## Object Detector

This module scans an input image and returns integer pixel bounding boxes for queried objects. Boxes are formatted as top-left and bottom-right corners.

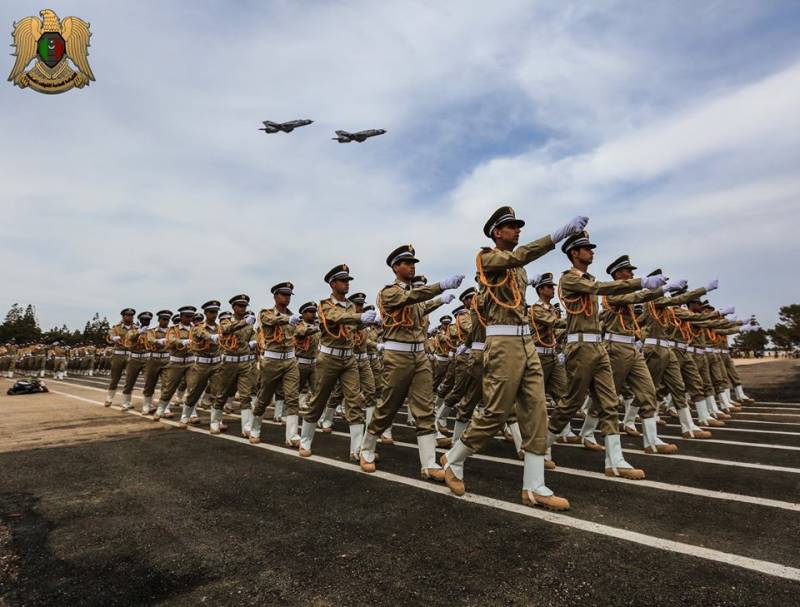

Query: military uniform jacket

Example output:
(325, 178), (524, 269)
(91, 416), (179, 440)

(108, 323), (133, 351)
(219, 317), (256, 356)
(378, 279), (444, 344)
(476, 234), (554, 326)
(258, 307), (295, 354)
(124, 325), (149, 353)
(558, 268), (643, 335)
(317, 297), (362, 349)
(166, 324), (193, 356)
(603, 288), (664, 337)
(294, 322), (320, 359)
(641, 287), (707, 340)
(191, 322), (221, 357)
(146, 326), (169, 353)
(433, 326), (456, 355)
(530, 299), (560, 348)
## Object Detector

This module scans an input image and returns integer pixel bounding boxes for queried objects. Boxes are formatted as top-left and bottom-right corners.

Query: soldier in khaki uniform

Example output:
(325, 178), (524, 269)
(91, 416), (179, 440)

(545, 232), (667, 480)
(120, 311), (152, 410)
(50, 341), (68, 379)
(300, 264), (376, 459)
(154, 306), (197, 420)
(142, 310), (172, 415)
(251, 282), (305, 447)
(6, 339), (18, 378)
(359, 245), (462, 479)
(213, 295), (258, 435)
(441, 208), (583, 511)
(431, 315), (455, 397)
(180, 301), (223, 428)
(596, 256), (685, 454)
(294, 302), (320, 412)
(104, 308), (135, 406)
(437, 298), (475, 445)
(343, 292), (378, 430)
(453, 284), (487, 443)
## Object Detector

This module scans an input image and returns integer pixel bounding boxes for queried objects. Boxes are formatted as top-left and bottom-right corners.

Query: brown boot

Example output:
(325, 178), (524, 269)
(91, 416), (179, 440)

(299, 447), (312, 457)
(682, 429), (712, 439)
(557, 435), (582, 444)
(516, 450), (524, 461)
(359, 452), (376, 473)
(380, 436), (394, 445)
(421, 468), (445, 482)
(699, 418), (725, 427)
(521, 490), (570, 511)
(605, 467), (646, 480)
(544, 459), (556, 470)
(644, 443), (678, 454)
(582, 439), (605, 452)
(286, 438), (301, 449)
(621, 425), (641, 437)
(440, 454), (465, 496)
(436, 436), (453, 448)
(249, 436), (261, 444)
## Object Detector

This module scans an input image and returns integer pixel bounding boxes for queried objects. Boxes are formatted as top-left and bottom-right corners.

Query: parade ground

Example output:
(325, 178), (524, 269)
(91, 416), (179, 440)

(1, 359), (799, 606)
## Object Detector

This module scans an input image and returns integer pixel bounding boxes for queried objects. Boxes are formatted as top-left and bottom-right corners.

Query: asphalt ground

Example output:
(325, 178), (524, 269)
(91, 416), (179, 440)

(1, 359), (799, 606)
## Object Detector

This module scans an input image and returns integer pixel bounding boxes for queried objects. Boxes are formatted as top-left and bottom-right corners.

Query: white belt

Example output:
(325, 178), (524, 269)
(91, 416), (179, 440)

(355, 353), (370, 361)
(53, 356), (67, 360)
(675, 342), (687, 350)
(536, 347), (556, 355)
(605, 333), (636, 345)
(297, 356), (316, 365)
(368, 353), (379, 360)
(150, 352), (169, 359)
(690, 347), (705, 354)
(113, 349), (129, 356)
(448, 352), (455, 359)
(383, 340), (426, 353)
(223, 354), (254, 362)
(169, 355), (195, 363)
(644, 338), (674, 348)
(319, 345), (353, 358)
(486, 325), (531, 337)
(566, 333), (601, 343)
(471, 342), (485, 351)
(195, 355), (222, 364)
(705, 347), (715, 353)
(261, 350), (295, 360)
(129, 352), (150, 359)
(434, 354), (450, 363)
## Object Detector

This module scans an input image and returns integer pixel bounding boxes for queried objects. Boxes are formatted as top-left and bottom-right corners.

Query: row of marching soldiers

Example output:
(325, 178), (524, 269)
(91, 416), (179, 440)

(87, 206), (757, 512)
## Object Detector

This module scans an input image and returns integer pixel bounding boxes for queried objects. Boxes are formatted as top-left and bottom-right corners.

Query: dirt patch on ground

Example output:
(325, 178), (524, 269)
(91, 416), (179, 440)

(735, 359), (800, 401)
(0, 380), (162, 454)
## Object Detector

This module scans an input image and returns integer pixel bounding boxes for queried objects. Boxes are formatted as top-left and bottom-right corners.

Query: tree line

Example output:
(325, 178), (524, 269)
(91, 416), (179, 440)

(0, 303), (111, 347)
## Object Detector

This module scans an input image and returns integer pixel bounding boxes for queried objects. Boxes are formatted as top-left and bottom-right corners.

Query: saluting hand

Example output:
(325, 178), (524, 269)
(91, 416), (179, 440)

(551, 215), (589, 243)
(642, 274), (667, 290)
(439, 274), (465, 290)
(440, 293), (456, 304)
(706, 278), (719, 292)
(665, 278), (687, 293)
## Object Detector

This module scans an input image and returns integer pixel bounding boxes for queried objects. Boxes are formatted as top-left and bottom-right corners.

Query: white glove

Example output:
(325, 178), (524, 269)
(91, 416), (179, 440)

(377, 343), (385, 352)
(720, 305), (735, 315)
(440, 293), (456, 305)
(138, 326), (149, 334)
(156, 338), (166, 346)
(180, 339), (190, 346)
(111, 335), (121, 343)
(372, 315), (383, 325)
(635, 340), (643, 352)
(550, 215), (589, 243)
(456, 344), (468, 356)
(210, 334), (219, 344)
(439, 274), (465, 290)
(725, 313), (737, 322)
(360, 310), (377, 324)
(642, 274), (667, 290)
(527, 274), (541, 287)
(557, 352), (565, 365)
(289, 314), (301, 326)
(248, 340), (257, 349)
(706, 278), (719, 292)
(245, 316), (256, 326)
(664, 278), (687, 293)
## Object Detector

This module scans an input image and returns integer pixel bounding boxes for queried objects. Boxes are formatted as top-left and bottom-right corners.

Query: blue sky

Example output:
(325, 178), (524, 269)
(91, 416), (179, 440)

(1, 1), (799, 331)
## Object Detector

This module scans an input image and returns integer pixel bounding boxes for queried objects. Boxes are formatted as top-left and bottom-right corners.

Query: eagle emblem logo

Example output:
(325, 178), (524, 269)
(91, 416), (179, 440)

(8, 9), (94, 94)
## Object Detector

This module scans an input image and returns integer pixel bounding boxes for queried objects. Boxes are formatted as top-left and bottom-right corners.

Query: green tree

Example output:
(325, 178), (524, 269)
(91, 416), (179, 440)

(769, 304), (800, 352)
(734, 328), (768, 354)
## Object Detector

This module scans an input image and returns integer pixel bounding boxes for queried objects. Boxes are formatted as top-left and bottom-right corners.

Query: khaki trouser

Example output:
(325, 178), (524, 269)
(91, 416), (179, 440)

(660, 350), (689, 408)
(607, 342), (656, 419)
(326, 358), (375, 409)
(456, 349), (484, 423)
(722, 352), (742, 386)
(304, 352), (365, 424)
(692, 352), (714, 398)
(432, 358), (450, 393)
(368, 349), (436, 436)
(443, 352), (474, 408)
(540, 353), (567, 401)
(673, 348), (705, 402)
(437, 356), (457, 398)
(254, 356), (300, 417)
(298, 359), (316, 395)
(549, 342), (619, 436)
(708, 352), (730, 393)
(108, 354), (128, 390)
(214, 360), (255, 411)
(370, 356), (385, 401)
(160, 359), (193, 403)
(185, 362), (223, 407)
(122, 356), (148, 395)
(460, 335), (547, 454)
(52, 357), (67, 373)
(143, 356), (169, 397)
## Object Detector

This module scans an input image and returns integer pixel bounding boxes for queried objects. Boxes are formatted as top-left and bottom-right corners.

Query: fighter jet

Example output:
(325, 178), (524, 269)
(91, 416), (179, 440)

(332, 129), (387, 143)
(259, 119), (314, 134)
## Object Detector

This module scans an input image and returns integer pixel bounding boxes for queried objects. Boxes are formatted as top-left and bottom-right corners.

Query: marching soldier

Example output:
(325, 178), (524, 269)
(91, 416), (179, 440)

(105, 308), (135, 406)
(6, 338), (18, 378)
(120, 311), (152, 410)
(50, 341), (68, 379)
(142, 310), (172, 415)
(214, 295), (258, 435)
(348, 292), (379, 427)
(295, 302), (321, 410)
(453, 283), (487, 443)
(442, 208), (584, 510)
(181, 301), (223, 428)
(300, 264), (376, 459)
(251, 283), (304, 447)
(437, 294), (476, 445)
(359, 245), (461, 479)
(545, 233), (667, 480)
(154, 306), (197, 421)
